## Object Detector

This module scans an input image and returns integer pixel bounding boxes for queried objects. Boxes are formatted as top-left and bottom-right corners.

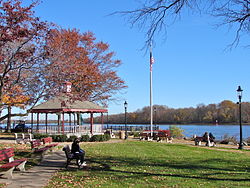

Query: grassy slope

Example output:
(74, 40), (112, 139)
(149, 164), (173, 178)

(46, 141), (250, 188)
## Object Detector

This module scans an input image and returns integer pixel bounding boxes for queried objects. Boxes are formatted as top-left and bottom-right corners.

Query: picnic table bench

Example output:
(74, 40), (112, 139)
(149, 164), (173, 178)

(62, 145), (81, 169)
(0, 148), (27, 179)
(14, 133), (33, 144)
(194, 133), (216, 147)
(41, 137), (58, 148)
(31, 137), (58, 153)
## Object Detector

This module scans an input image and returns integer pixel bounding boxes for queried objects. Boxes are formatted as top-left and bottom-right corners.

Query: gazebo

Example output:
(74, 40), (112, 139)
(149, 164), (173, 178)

(29, 95), (107, 136)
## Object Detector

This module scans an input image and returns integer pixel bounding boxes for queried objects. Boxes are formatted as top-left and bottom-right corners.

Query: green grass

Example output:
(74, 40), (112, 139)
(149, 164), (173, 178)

(46, 141), (250, 188)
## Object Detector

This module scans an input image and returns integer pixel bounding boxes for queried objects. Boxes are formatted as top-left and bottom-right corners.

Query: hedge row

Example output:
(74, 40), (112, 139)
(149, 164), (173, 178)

(33, 133), (111, 142)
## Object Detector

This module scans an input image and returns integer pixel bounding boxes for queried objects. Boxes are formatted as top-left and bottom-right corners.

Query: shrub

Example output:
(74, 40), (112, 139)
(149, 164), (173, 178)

(89, 134), (111, 142)
(51, 134), (67, 142)
(81, 135), (90, 142)
(33, 133), (49, 139)
(169, 125), (184, 138)
(90, 135), (101, 142)
(67, 135), (78, 142)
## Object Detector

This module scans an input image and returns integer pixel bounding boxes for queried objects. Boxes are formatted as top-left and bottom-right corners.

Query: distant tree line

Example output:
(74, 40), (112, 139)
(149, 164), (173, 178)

(93, 100), (250, 124)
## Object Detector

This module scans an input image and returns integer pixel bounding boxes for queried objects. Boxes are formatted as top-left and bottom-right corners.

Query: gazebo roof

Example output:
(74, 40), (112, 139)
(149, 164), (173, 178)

(29, 96), (107, 113)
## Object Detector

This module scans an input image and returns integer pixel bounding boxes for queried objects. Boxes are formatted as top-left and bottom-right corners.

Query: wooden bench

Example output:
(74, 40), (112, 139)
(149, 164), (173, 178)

(30, 139), (51, 153)
(62, 145), (81, 169)
(0, 148), (27, 179)
(14, 133), (33, 144)
(41, 137), (58, 148)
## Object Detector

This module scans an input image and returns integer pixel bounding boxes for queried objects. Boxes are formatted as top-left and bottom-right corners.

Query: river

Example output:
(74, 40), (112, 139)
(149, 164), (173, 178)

(107, 124), (250, 140)
(1, 123), (249, 140)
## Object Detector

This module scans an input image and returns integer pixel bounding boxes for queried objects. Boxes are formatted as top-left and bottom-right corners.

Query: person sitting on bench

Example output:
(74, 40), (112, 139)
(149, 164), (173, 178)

(71, 138), (86, 167)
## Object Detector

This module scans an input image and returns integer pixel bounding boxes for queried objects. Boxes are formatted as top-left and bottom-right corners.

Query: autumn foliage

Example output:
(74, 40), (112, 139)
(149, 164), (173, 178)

(45, 28), (126, 106)
(0, 0), (126, 127)
(0, 0), (49, 110)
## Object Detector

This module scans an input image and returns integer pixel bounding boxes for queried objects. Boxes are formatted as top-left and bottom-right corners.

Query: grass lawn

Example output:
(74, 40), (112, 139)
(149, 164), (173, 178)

(45, 140), (250, 188)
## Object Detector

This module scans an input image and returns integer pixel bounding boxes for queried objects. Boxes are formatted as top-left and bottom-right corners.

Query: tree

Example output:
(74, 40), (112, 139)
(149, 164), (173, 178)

(0, 0), (50, 131)
(119, 0), (250, 47)
(45, 28), (127, 106)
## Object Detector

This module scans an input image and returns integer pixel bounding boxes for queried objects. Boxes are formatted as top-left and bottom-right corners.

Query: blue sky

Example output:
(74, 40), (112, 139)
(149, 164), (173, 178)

(32, 0), (249, 115)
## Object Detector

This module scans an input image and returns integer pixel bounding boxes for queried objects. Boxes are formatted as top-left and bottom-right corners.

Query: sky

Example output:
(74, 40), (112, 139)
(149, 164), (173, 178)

(20, 0), (250, 115)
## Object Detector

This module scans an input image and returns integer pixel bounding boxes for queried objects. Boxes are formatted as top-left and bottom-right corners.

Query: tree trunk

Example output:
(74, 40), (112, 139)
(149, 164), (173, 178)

(6, 106), (11, 132)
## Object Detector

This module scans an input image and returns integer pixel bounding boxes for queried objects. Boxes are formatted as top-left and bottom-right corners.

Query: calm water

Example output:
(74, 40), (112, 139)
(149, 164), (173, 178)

(1, 123), (249, 140)
(108, 124), (250, 140)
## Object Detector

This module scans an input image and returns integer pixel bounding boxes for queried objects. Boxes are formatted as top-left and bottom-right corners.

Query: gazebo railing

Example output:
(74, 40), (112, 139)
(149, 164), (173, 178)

(31, 124), (103, 135)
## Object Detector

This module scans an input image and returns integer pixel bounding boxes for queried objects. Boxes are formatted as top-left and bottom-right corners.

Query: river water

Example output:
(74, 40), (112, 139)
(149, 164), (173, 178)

(107, 124), (250, 140)
(1, 123), (249, 140)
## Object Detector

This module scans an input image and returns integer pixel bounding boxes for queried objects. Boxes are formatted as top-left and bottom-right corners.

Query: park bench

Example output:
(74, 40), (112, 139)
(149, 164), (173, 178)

(194, 134), (216, 147)
(31, 137), (58, 153)
(30, 139), (51, 153)
(41, 137), (58, 148)
(139, 130), (172, 143)
(62, 145), (81, 169)
(14, 133), (33, 144)
(0, 148), (27, 179)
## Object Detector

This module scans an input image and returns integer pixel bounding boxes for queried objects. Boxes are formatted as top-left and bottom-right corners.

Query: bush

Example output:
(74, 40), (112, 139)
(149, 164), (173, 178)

(33, 133), (49, 139)
(169, 125), (184, 138)
(81, 135), (90, 142)
(89, 134), (111, 142)
(67, 135), (78, 142)
(51, 134), (67, 142)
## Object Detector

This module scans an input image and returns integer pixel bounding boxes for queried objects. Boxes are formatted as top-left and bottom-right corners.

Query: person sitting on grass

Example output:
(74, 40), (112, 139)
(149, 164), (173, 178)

(71, 137), (86, 167)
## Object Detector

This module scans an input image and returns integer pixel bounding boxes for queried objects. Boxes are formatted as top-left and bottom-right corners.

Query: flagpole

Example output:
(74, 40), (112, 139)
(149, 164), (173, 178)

(150, 45), (153, 138)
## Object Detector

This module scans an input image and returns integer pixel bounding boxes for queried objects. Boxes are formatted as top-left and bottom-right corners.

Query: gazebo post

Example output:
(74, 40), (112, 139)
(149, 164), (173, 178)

(57, 113), (61, 134)
(36, 113), (39, 133)
(62, 112), (65, 134)
(69, 113), (72, 133)
(101, 113), (104, 132)
(45, 113), (48, 134)
(31, 113), (33, 134)
(73, 113), (76, 125)
(90, 113), (94, 135)
(77, 112), (81, 125)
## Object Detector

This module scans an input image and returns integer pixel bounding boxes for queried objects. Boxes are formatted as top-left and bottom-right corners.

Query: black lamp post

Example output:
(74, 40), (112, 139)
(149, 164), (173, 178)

(237, 86), (243, 149)
(124, 101), (128, 139)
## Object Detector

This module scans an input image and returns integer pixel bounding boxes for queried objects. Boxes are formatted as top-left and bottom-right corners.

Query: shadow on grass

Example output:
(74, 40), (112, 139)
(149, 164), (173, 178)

(63, 155), (250, 183)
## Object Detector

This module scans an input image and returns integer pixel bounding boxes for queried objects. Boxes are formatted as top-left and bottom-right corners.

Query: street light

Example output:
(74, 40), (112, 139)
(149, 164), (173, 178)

(237, 86), (243, 149)
(124, 101), (128, 139)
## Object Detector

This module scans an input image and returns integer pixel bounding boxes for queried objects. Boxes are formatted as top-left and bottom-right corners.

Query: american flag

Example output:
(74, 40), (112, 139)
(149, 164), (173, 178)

(150, 50), (154, 72)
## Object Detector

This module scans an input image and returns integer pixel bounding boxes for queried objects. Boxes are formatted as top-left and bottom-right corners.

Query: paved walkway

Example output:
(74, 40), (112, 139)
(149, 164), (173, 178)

(0, 149), (66, 188)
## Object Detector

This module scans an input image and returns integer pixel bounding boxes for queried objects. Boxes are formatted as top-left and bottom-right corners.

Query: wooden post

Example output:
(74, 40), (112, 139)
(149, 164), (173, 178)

(101, 113), (104, 133)
(31, 113), (34, 134)
(45, 113), (48, 134)
(69, 113), (72, 133)
(57, 113), (61, 134)
(90, 113), (94, 135)
(36, 113), (39, 133)
(62, 112), (65, 134)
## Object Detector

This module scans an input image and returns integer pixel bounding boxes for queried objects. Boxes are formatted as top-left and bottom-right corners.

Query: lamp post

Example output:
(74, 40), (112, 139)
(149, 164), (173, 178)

(124, 101), (128, 139)
(237, 86), (243, 149)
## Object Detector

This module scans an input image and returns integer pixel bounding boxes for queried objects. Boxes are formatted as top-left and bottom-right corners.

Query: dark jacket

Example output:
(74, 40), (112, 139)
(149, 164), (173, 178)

(71, 142), (81, 153)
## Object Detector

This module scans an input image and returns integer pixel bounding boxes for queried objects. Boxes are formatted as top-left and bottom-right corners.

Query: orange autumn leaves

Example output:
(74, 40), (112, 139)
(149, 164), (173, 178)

(45, 29), (126, 106)
(2, 85), (29, 109)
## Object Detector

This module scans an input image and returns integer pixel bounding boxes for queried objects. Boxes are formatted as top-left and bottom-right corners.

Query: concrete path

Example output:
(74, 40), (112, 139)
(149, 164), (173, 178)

(0, 150), (66, 188)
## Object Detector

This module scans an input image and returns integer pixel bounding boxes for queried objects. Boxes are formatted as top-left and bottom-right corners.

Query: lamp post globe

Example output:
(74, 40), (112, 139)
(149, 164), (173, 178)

(237, 86), (243, 149)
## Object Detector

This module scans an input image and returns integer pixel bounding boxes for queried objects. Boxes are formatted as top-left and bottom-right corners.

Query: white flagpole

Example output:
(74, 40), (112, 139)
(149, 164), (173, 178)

(150, 44), (153, 138)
